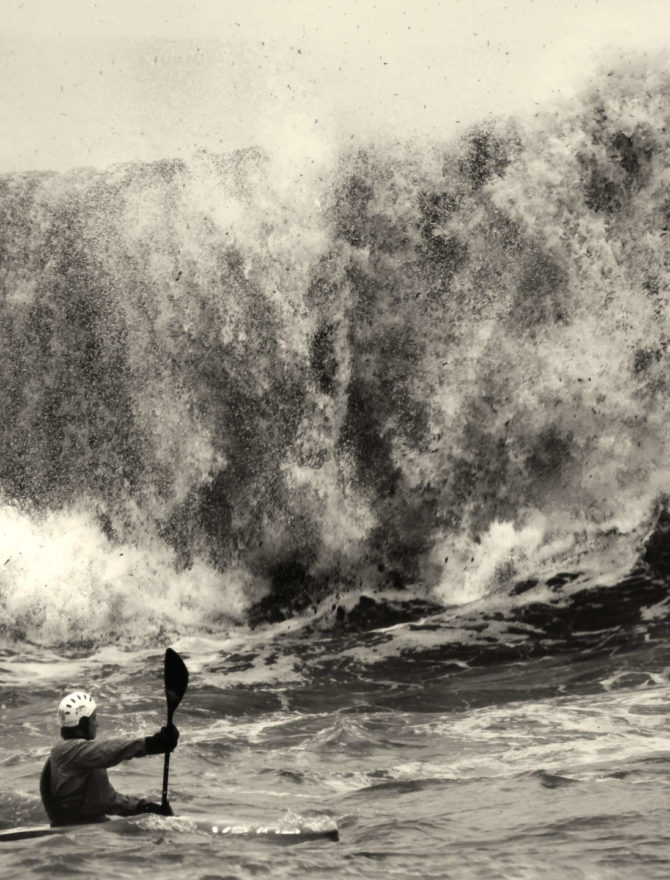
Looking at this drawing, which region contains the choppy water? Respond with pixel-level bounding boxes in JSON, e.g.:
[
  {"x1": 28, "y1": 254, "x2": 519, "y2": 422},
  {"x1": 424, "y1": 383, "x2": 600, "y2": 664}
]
[{"x1": 2, "y1": 631, "x2": 670, "y2": 880}]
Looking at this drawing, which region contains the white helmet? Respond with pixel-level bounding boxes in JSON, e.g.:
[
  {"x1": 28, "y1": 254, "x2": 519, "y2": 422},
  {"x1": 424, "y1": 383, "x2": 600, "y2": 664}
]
[{"x1": 58, "y1": 692, "x2": 97, "y2": 727}]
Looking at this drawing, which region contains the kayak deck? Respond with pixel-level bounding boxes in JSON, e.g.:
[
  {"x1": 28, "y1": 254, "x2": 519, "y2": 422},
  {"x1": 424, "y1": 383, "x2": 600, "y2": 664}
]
[
  {"x1": 0, "y1": 825, "x2": 70, "y2": 842},
  {"x1": 0, "y1": 817, "x2": 339, "y2": 843}
]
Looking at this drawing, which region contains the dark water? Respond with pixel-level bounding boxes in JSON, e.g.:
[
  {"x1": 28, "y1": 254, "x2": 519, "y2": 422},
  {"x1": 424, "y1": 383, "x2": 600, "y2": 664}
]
[
  {"x1": 3, "y1": 55, "x2": 670, "y2": 878},
  {"x1": 2, "y1": 635, "x2": 670, "y2": 879}
]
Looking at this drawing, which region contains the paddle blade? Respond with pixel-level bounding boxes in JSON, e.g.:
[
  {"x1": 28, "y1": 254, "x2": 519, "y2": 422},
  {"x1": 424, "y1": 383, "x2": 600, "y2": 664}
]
[{"x1": 164, "y1": 648, "x2": 189, "y2": 716}]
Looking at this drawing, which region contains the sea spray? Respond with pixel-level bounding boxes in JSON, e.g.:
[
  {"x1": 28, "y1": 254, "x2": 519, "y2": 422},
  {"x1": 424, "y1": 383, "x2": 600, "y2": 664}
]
[
  {"x1": 2, "y1": 57, "x2": 670, "y2": 642},
  {"x1": 0, "y1": 504, "x2": 253, "y2": 643}
]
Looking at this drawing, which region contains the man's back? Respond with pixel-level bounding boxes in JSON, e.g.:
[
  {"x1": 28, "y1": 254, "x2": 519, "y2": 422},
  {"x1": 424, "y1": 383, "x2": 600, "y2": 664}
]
[{"x1": 44, "y1": 737, "x2": 145, "y2": 825}]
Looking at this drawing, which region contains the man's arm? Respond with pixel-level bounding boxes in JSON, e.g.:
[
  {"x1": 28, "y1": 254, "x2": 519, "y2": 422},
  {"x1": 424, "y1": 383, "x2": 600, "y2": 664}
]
[
  {"x1": 65, "y1": 737, "x2": 147, "y2": 770},
  {"x1": 64, "y1": 725, "x2": 178, "y2": 771},
  {"x1": 102, "y1": 788, "x2": 143, "y2": 817}
]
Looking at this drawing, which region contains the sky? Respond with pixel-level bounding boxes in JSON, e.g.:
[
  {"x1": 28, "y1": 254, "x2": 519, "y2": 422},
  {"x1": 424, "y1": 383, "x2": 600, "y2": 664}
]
[{"x1": 1, "y1": 0, "x2": 670, "y2": 173}]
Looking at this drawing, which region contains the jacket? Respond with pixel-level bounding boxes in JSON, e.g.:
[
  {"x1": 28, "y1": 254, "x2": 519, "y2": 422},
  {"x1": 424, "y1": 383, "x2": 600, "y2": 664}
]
[{"x1": 41, "y1": 736, "x2": 147, "y2": 826}]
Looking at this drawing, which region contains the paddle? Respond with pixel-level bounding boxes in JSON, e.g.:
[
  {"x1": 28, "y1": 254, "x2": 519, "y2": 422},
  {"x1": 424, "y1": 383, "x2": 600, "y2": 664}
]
[{"x1": 161, "y1": 647, "x2": 189, "y2": 813}]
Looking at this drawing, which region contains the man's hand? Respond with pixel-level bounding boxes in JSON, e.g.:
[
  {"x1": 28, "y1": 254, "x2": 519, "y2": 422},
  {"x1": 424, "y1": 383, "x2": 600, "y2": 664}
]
[
  {"x1": 136, "y1": 799, "x2": 173, "y2": 816},
  {"x1": 144, "y1": 723, "x2": 179, "y2": 755}
]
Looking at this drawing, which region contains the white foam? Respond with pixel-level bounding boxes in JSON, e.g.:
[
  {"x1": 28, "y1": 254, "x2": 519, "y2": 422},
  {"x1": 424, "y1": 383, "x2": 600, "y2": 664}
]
[{"x1": 0, "y1": 504, "x2": 252, "y2": 644}]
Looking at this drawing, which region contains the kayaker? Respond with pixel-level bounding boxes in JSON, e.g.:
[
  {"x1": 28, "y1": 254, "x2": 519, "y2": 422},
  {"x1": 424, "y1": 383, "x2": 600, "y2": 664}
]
[{"x1": 40, "y1": 691, "x2": 179, "y2": 826}]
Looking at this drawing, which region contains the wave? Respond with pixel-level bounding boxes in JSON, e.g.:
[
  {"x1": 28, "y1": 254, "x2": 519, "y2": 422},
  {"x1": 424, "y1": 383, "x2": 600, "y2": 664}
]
[{"x1": 2, "y1": 55, "x2": 670, "y2": 644}]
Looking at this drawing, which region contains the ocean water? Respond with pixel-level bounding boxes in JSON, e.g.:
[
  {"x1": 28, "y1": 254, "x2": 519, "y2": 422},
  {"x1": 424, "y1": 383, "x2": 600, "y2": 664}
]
[
  {"x1": 2, "y1": 631, "x2": 670, "y2": 879},
  {"x1": 3, "y1": 55, "x2": 670, "y2": 877}
]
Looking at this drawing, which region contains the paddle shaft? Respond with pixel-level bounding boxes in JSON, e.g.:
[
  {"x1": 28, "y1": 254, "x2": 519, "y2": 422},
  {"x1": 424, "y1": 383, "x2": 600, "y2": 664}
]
[{"x1": 161, "y1": 705, "x2": 174, "y2": 810}]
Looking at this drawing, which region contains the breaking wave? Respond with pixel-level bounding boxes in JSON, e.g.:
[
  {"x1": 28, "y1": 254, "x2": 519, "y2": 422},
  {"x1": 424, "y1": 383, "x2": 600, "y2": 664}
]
[{"x1": 3, "y1": 55, "x2": 670, "y2": 644}]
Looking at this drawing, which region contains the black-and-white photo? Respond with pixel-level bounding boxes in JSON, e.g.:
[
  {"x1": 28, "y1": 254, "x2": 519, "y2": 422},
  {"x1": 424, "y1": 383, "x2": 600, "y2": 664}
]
[{"x1": 1, "y1": 2, "x2": 668, "y2": 876}]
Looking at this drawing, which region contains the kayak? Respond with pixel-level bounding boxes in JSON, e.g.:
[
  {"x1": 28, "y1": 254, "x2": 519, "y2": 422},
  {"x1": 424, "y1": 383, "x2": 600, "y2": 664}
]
[{"x1": 0, "y1": 816, "x2": 339, "y2": 843}]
